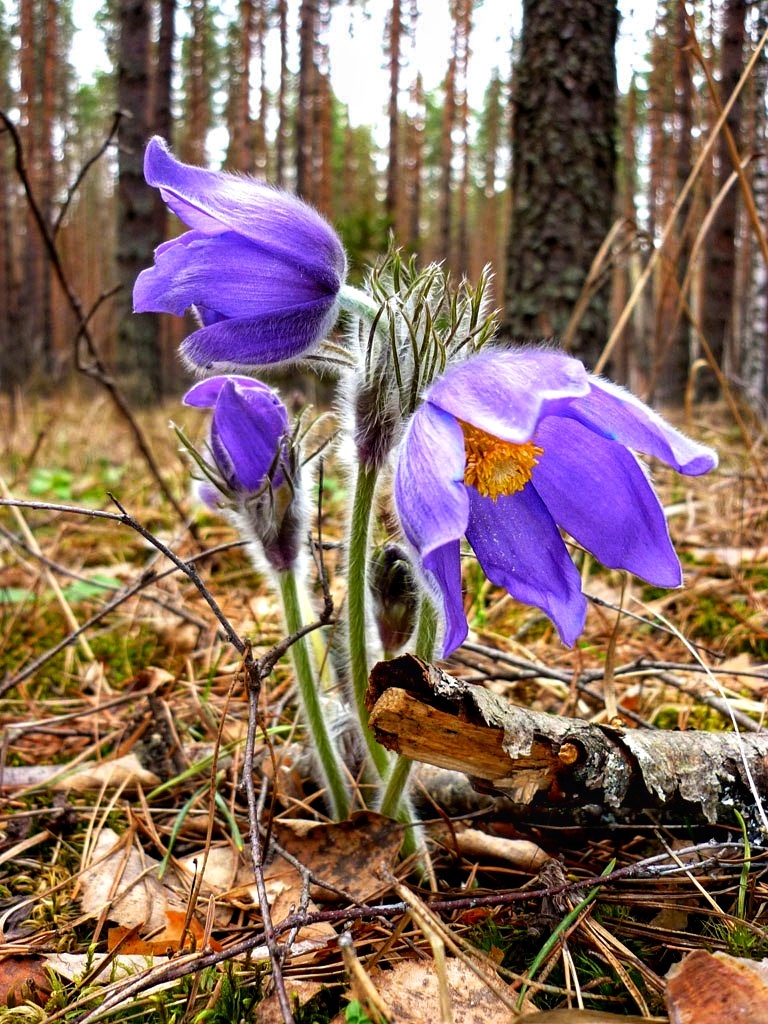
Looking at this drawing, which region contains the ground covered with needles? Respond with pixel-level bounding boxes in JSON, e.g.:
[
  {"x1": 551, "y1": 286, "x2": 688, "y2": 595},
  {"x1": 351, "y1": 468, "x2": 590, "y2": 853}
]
[{"x1": 0, "y1": 389, "x2": 767, "y2": 1023}]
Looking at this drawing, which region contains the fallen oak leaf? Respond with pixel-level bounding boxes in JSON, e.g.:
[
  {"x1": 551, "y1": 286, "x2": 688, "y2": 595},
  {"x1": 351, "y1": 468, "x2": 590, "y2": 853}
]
[{"x1": 272, "y1": 810, "x2": 405, "y2": 904}]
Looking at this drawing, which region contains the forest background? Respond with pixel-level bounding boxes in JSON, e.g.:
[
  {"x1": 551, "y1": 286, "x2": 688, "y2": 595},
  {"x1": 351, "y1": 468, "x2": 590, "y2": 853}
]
[{"x1": 1, "y1": 0, "x2": 767, "y2": 417}]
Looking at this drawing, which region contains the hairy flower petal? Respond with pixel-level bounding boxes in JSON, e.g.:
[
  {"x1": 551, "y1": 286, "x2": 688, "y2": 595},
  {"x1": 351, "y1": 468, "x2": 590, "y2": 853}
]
[
  {"x1": 136, "y1": 138, "x2": 346, "y2": 370},
  {"x1": 394, "y1": 402, "x2": 469, "y2": 557},
  {"x1": 532, "y1": 417, "x2": 682, "y2": 585},
  {"x1": 179, "y1": 301, "x2": 341, "y2": 372},
  {"x1": 144, "y1": 137, "x2": 346, "y2": 287},
  {"x1": 184, "y1": 376, "x2": 288, "y2": 493},
  {"x1": 423, "y1": 541, "x2": 468, "y2": 656},
  {"x1": 393, "y1": 346, "x2": 717, "y2": 657},
  {"x1": 134, "y1": 231, "x2": 338, "y2": 320},
  {"x1": 465, "y1": 486, "x2": 587, "y2": 647},
  {"x1": 427, "y1": 348, "x2": 590, "y2": 443},
  {"x1": 566, "y1": 377, "x2": 718, "y2": 475}
]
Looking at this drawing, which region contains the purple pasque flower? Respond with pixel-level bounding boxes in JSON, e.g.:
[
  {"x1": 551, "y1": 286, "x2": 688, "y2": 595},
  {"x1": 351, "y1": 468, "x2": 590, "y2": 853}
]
[
  {"x1": 184, "y1": 375, "x2": 304, "y2": 572},
  {"x1": 134, "y1": 137, "x2": 347, "y2": 372},
  {"x1": 393, "y1": 347, "x2": 717, "y2": 657},
  {"x1": 184, "y1": 375, "x2": 289, "y2": 495}
]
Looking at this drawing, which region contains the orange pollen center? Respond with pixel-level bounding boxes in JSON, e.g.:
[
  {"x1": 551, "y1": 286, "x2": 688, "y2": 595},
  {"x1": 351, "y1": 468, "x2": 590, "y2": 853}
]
[{"x1": 459, "y1": 420, "x2": 544, "y2": 501}]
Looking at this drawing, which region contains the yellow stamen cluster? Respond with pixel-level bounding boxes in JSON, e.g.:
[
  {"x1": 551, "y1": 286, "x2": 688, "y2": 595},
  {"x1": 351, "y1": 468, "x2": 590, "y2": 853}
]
[{"x1": 459, "y1": 419, "x2": 543, "y2": 501}]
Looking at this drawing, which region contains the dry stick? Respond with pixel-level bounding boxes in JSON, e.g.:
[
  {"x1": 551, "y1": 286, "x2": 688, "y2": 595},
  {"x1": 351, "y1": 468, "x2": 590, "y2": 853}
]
[
  {"x1": 0, "y1": 110, "x2": 191, "y2": 531},
  {"x1": 645, "y1": 149, "x2": 766, "y2": 483},
  {"x1": 367, "y1": 655, "x2": 768, "y2": 833},
  {"x1": 52, "y1": 110, "x2": 123, "y2": 238},
  {"x1": 561, "y1": 216, "x2": 629, "y2": 351},
  {"x1": 0, "y1": 527, "x2": 244, "y2": 697},
  {"x1": 686, "y1": 8, "x2": 768, "y2": 267},
  {"x1": 0, "y1": 494, "x2": 333, "y2": 1018},
  {"x1": 242, "y1": 656, "x2": 295, "y2": 1024},
  {"x1": 457, "y1": 640, "x2": 768, "y2": 732},
  {"x1": 71, "y1": 836, "x2": 747, "y2": 1024},
  {"x1": 593, "y1": 20, "x2": 768, "y2": 376}
]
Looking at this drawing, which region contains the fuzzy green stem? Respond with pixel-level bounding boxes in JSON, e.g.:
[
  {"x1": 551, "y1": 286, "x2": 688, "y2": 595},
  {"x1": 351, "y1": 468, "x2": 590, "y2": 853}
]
[
  {"x1": 294, "y1": 571, "x2": 334, "y2": 691},
  {"x1": 279, "y1": 569, "x2": 349, "y2": 819},
  {"x1": 347, "y1": 462, "x2": 390, "y2": 778},
  {"x1": 378, "y1": 596, "x2": 438, "y2": 818},
  {"x1": 338, "y1": 284, "x2": 382, "y2": 322},
  {"x1": 415, "y1": 595, "x2": 438, "y2": 662}
]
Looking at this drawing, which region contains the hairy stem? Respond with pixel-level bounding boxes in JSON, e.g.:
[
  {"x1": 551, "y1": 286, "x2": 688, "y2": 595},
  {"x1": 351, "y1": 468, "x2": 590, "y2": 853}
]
[
  {"x1": 279, "y1": 569, "x2": 349, "y2": 819},
  {"x1": 379, "y1": 597, "x2": 437, "y2": 818},
  {"x1": 347, "y1": 462, "x2": 390, "y2": 778}
]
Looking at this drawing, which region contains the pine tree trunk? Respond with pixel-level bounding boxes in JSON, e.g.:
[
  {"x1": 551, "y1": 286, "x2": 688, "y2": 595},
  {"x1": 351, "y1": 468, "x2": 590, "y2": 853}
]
[
  {"x1": 180, "y1": 0, "x2": 210, "y2": 165},
  {"x1": 653, "y1": 0, "x2": 695, "y2": 405},
  {"x1": 0, "y1": 17, "x2": 16, "y2": 392},
  {"x1": 404, "y1": 73, "x2": 424, "y2": 254},
  {"x1": 438, "y1": 49, "x2": 456, "y2": 267},
  {"x1": 743, "y1": 3, "x2": 768, "y2": 412},
  {"x1": 226, "y1": 0, "x2": 254, "y2": 172},
  {"x1": 296, "y1": 0, "x2": 317, "y2": 201},
  {"x1": 699, "y1": 0, "x2": 747, "y2": 400},
  {"x1": 254, "y1": 0, "x2": 269, "y2": 176},
  {"x1": 115, "y1": 0, "x2": 162, "y2": 406},
  {"x1": 385, "y1": 0, "x2": 402, "y2": 235},
  {"x1": 454, "y1": 0, "x2": 472, "y2": 276},
  {"x1": 275, "y1": 0, "x2": 289, "y2": 187},
  {"x1": 503, "y1": 0, "x2": 618, "y2": 369},
  {"x1": 18, "y1": 0, "x2": 42, "y2": 386}
]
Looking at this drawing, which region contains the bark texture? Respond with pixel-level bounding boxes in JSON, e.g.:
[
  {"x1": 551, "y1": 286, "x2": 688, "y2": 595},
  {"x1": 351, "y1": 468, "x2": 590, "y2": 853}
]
[
  {"x1": 503, "y1": 0, "x2": 618, "y2": 369},
  {"x1": 368, "y1": 656, "x2": 768, "y2": 836},
  {"x1": 115, "y1": 0, "x2": 162, "y2": 405}
]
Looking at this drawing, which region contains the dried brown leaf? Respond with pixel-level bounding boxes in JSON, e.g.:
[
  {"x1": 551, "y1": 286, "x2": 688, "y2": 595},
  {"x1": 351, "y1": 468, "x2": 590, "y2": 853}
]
[
  {"x1": 364, "y1": 957, "x2": 509, "y2": 1024},
  {"x1": 272, "y1": 810, "x2": 404, "y2": 903},
  {"x1": 78, "y1": 828, "x2": 186, "y2": 934},
  {"x1": 666, "y1": 948, "x2": 768, "y2": 1023}
]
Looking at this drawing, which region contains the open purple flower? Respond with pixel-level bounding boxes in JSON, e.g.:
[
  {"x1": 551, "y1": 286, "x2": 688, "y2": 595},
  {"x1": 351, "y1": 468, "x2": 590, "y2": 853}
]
[
  {"x1": 393, "y1": 347, "x2": 717, "y2": 656},
  {"x1": 184, "y1": 375, "x2": 304, "y2": 572},
  {"x1": 134, "y1": 138, "x2": 347, "y2": 372}
]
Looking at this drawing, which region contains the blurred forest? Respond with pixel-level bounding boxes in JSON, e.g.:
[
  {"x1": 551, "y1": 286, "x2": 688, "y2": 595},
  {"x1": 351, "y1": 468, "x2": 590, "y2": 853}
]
[{"x1": 1, "y1": 0, "x2": 767, "y2": 412}]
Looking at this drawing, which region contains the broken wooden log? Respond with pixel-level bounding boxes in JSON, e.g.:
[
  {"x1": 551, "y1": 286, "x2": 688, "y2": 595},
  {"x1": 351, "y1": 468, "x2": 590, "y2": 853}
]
[{"x1": 366, "y1": 655, "x2": 768, "y2": 836}]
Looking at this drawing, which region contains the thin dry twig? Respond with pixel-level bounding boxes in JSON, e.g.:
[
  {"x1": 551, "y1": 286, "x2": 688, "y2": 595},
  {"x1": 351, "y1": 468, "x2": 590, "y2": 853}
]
[{"x1": 0, "y1": 109, "x2": 192, "y2": 528}]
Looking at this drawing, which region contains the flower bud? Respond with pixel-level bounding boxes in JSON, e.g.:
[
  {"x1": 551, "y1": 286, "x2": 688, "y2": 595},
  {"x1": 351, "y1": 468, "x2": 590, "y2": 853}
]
[{"x1": 369, "y1": 543, "x2": 419, "y2": 656}]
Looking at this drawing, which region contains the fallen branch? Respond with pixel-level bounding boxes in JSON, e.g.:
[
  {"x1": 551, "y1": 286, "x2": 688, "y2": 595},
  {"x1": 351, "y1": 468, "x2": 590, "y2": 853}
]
[{"x1": 367, "y1": 655, "x2": 768, "y2": 836}]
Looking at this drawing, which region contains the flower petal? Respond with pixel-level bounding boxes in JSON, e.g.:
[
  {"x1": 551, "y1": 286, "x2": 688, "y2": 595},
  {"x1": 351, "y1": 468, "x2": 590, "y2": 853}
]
[
  {"x1": 426, "y1": 347, "x2": 590, "y2": 443},
  {"x1": 179, "y1": 300, "x2": 341, "y2": 371},
  {"x1": 209, "y1": 378, "x2": 288, "y2": 493},
  {"x1": 134, "y1": 231, "x2": 338, "y2": 319},
  {"x1": 183, "y1": 374, "x2": 276, "y2": 409},
  {"x1": 422, "y1": 541, "x2": 468, "y2": 657},
  {"x1": 465, "y1": 486, "x2": 587, "y2": 646},
  {"x1": 394, "y1": 402, "x2": 469, "y2": 558},
  {"x1": 144, "y1": 137, "x2": 346, "y2": 289},
  {"x1": 532, "y1": 417, "x2": 682, "y2": 586},
  {"x1": 566, "y1": 377, "x2": 718, "y2": 475}
]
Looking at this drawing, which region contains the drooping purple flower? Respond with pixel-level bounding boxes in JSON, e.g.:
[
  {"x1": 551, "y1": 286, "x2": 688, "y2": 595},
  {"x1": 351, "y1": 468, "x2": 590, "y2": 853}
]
[
  {"x1": 393, "y1": 347, "x2": 718, "y2": 657},
  {"x1": 184, "y1": 375, "x2": 289, "y2": 494},
  {"x1": 134, "y1": 138, "x2": 347, "y2": 372},
  {"x1": 184, "y1": 375, "x2": 304, "y2": 572}
]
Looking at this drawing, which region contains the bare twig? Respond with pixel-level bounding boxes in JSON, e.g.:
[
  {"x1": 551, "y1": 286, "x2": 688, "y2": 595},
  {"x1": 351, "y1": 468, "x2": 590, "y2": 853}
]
[
  {"x1": 53, "y1": 110, "x2": 123, "y2": 236},
  {"x1": 70, "y1": 838, "x2": 751, "y2": 1024},
  {"x1": 0, "y1": 110, "x2": 191, "y2": 530}
]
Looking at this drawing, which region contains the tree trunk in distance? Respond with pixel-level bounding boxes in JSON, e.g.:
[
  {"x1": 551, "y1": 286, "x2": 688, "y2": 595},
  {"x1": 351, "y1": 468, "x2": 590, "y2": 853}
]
[
  {"x1": 699, "y1": 0, "x2": 747, "y2": 401},
  {"x1": 503, "y1": 0, "x2": 618, "y2": 370},
  {"x1": 115, "y1": 0, "x2": 162, "y2": 405}
]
